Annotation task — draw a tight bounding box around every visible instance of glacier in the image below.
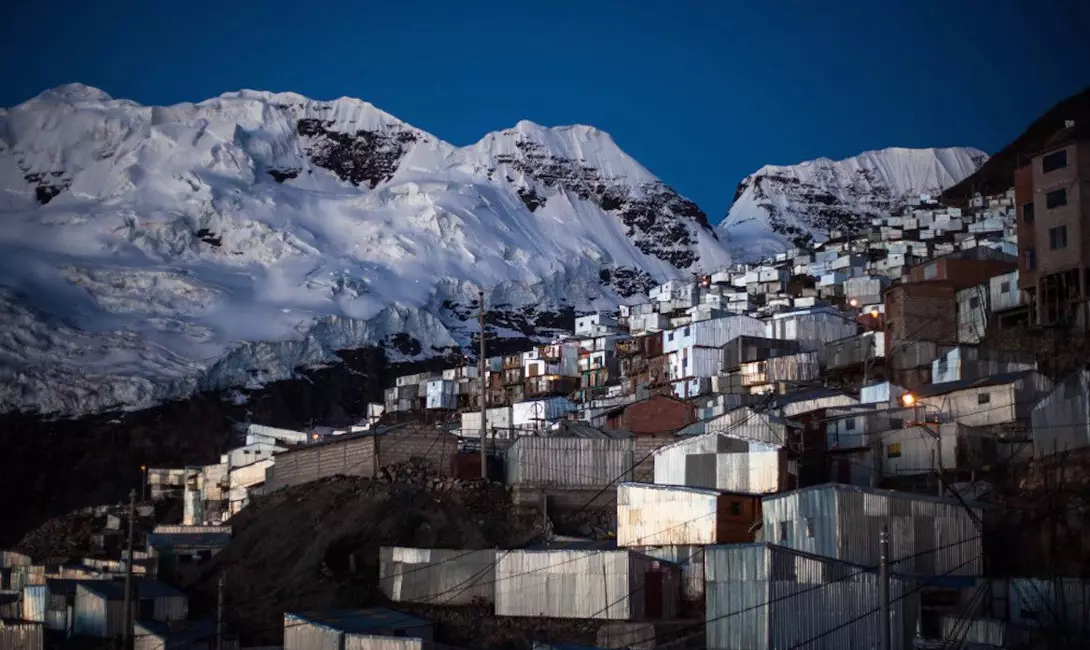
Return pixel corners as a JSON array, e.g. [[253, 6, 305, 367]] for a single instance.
[[717, 146, 989, 261], [0, 84, 731, 416]]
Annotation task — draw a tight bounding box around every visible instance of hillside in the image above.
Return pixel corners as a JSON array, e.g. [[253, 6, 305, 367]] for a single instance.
[[943, 86, 1090, 203]]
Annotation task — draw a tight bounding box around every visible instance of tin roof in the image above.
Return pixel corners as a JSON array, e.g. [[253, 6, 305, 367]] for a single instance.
[[135, 619, 217, 642], [78, 578, 186, 600], [147, 531, 232, 549], [915, 370, 1036, 398], [286, 608, 431, 634], [272, 423, 431, 457], [761, 482, 986, 508], [619, 481, 761, 499]]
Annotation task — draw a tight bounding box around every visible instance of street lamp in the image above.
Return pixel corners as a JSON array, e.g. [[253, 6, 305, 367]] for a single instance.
[[849, 298, 859, 308], [899, 392, 916, 407], [140, 465, 147, 502]]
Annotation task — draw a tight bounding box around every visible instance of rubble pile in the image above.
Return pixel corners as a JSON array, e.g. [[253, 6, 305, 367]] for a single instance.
[[183, 473, 538, 646]]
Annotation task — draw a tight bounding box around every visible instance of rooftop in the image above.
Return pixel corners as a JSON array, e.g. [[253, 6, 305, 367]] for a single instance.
[[78, 578, 186, 600], [285, 608, 431, 634], [915, 370, 1037, 398], [147, 531, 232, 549], [762, 482, 986, 508]]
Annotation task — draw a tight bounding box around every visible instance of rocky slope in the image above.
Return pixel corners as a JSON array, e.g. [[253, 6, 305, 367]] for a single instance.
[[0, 84, 730, 416], [717, 146, 987, 260]]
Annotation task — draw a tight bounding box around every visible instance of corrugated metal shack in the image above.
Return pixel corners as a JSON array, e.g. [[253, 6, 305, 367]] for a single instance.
[[494, 543, 680, 620], [617, 483, 761, 547], [916, 370, 1052, 428], [705, 543, 919, 650], [0, 619, 43, 650], [134, 619, 239, 650], [1006, 577, 1090, 639], [146, 526, 232, 580], [824, 331, 885, 370], [73, 579, 188, 638], [761, 484, 983, 577], [880, 422, 998, 476], [505, 437, 634, 488], [721, 336, 803, 371], [283, 608, 433, 650], [1031, 368, 1090, 457], [378, 547, 494, 605], [652, 431, 790, 494], [631, 545, 706, 603], [267, 424, 460, 491], [735, 351, 820, 390]]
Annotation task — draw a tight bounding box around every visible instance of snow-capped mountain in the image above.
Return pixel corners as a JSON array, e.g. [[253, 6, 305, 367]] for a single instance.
[[717, 147, 988, 261], [0, 84, 730, 416]]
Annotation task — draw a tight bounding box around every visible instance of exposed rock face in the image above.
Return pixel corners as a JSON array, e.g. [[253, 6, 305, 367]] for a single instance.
[[296, 118, 418, 189]]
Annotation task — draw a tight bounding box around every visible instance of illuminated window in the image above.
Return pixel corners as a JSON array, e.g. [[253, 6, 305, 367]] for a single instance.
[[805, 517, 815, 538], [887, 442, 902, 459]]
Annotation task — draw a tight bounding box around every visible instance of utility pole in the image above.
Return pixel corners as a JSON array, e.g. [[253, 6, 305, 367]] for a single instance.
[[121, 489, 136, 650], [878, 522, 891, 650], [216, 573, 225, 650], [478, 290, 488, 479], [140, 464, 147, 502]]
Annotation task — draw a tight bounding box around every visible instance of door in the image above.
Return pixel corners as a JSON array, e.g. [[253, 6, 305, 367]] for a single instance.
[[644, 569, 664, 619]]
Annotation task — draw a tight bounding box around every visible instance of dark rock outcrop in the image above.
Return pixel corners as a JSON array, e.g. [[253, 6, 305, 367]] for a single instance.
[[296, 118, 417, 189]]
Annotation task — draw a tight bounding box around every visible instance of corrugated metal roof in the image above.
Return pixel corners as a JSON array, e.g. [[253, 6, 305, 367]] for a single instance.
[[147, 531, 232, 548], [771, 387, 852, 406], [552, 421, 631, 439], [135, 619, 216, 642], [271, 423, 421, 457], [762, 482, 987, 508], [916, 370, 1036, 397], [78, 578, 186, 600], [287, 608, 430, 633]]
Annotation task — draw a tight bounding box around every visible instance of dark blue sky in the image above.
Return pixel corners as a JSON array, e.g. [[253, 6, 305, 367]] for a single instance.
[[3, 0, 1088, 220]]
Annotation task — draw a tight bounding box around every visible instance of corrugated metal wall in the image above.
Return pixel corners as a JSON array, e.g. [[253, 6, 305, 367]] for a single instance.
[[506, 438, 634, 488], [379, 547, 495, 605], [21, 585, 48, 623], [494, 550, 633, 619], [283, 614, 343, 650], [617, 483, 720, 547], [1008, 577, 1090, 637], [268, 436, 377, 491], [73, 585, 127, 638], [761, 486, 982, 577], [705, 545, 919, 650], [634, 545, 705, 602], [1031, 370, 1090, 457], [343, 635, 425, 650], [0, 620, 43, 650]]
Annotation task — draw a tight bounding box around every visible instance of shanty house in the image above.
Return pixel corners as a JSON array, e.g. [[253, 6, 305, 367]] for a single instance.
[[1031, 368, 1090, 456], [705, 543, 919, 650], [494, 543, 680, 620], [283, 608, 433, 650], [134, 619, 238, 650], [651, 431, 791, 494], [915, 370, 1052, 428], [761, 484, 982, 577], [73, 579, 188, 638], [617, 483, 761, 547]]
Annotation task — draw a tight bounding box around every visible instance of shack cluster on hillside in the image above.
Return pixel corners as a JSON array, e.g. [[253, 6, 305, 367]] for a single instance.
[[5, 131, 1090, 649]]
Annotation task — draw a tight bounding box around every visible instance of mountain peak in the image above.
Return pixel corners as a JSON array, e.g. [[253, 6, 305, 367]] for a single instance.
[[27, 83, 115, 105], [719, 146, 987, 261]]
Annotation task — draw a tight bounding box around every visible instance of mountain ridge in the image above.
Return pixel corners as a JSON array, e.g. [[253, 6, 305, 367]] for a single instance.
[[0, 84, 729, 416], [717, 145, 988, 260]]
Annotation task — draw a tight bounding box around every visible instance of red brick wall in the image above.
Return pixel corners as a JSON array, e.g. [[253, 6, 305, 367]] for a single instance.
[[884, 283, 958, 356], [610, 395, 695, 435], [1015, 165, 1036, 289]]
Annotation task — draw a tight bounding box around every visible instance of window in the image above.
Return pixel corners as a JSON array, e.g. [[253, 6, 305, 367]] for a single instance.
[[844, 418, 856, 431], [1022, 202, 1035, 222], [683, 327, 690, 336], [667, 333, 674, 342], [730, 501, 742, 516], [1042, 149, 1068, 174], [1024, 248, 1036, 271], [1000, 281, 1011, 294], [969, 296, 980, 309], [887, 442, 903, 458], [778, 522, 789, 542], [805, 517, 815, 538], [1046, 189, 1068, 210], [1050, 226, 1067, 250], [978, 393, 991, 405], [923, 263, 938, 280]]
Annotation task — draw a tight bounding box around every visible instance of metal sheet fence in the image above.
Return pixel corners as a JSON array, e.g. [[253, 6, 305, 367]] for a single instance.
[[379, 548, 495, 605], [506, 438, 634, 488], [495, 550, 633, 619]]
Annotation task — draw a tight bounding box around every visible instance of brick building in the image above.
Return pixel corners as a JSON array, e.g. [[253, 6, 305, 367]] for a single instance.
[[1015, 120, 1090, 326], [884, 248, 1017, 357], [605, 395, 696, 435]]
